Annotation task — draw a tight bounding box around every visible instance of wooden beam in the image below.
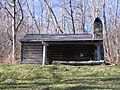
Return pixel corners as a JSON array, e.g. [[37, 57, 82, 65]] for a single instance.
[[42, 41, 49, 65], [46, 41, 102, 45], [97, 45, 101, 61], [42, 44, 47, 65]]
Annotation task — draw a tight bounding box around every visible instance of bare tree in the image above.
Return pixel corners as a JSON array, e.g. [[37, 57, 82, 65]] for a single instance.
[[26, 0, 41, 34], [103, 0, 120, 65], [0, 0, 23, 62], [44, 0, 63, 33], [103, 0, 111, 64], [69, 0, 75, 34]]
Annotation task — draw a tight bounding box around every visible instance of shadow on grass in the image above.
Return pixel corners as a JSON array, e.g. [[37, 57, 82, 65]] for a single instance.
[[1, 77, 120, 90], [101, 77, 120, 81], [64, 85, 115, 90], [0, 82, 51, 89], [61, 78, 98, 84], [59, 77, 120, 90]]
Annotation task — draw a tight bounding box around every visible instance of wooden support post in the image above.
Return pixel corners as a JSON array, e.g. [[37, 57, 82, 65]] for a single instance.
[[42, 41, 48, 65], [97, 45, 101, 61], [42, 45, 47, 65]]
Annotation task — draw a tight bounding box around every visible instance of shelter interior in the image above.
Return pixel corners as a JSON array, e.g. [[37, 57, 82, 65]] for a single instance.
[[47, 42, 103, 64]]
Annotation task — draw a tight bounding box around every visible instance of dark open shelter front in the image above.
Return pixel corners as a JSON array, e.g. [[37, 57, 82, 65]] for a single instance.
[[20, 34, 104, 65], [48, 44, 95, 64]]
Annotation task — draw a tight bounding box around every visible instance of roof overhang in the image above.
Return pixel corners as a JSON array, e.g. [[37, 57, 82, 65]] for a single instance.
[[20, 34, 103, 43]]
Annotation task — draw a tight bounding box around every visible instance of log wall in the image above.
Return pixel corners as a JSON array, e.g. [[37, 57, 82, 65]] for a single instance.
[[21, 43, 43, 64], [21, 42, 103, 64]]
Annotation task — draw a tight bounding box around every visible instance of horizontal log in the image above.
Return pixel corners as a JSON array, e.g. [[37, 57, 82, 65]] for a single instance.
[[22, 52, 42, 54], [23, 43, 42, 45], [59, 60, 104, 65], [23, 46, 43, 49], [23, 48, 43, 51], [21, 59, 43, 64], [22, 56, 43, 59], [23, 51, 43, 54]]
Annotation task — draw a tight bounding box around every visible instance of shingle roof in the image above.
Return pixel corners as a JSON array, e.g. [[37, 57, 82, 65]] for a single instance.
[[20, 34, 103, 42]]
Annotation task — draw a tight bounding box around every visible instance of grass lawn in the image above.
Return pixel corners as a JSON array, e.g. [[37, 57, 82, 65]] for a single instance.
[[0, 64, 120, 90]]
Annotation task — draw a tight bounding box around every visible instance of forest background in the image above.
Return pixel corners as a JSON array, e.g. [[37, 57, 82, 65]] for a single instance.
[[0, 0, 120, 65]]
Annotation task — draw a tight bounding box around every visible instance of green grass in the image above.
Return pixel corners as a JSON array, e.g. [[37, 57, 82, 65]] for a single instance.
[[0, 64, 120, 90]]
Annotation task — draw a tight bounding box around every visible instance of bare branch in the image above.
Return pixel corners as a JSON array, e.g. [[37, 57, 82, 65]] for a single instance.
[[0, 2, 13, 18], [26, 0, 41, 33], [16, 1, 26, 14], [16, 0, 24, 31], [44, 0, 63, 33], [6, 0, 13, 7]]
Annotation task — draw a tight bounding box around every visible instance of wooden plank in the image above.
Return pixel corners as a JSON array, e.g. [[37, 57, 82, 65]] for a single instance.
[[23, 51, 43, 54], [47, 41, 102, 45], [23, 58, 42, 60], [21, 59, 43, 64], [23, 48, 42, 51], [23, 46, 43, 49], [23, 43, 42, 45], [22, 55, 43, 59], [59, 60, 104, 65]]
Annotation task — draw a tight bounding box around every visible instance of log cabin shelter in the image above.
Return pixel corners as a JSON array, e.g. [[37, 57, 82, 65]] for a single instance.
[[20, 17, 104, 65], [20, 34, 104, 65]]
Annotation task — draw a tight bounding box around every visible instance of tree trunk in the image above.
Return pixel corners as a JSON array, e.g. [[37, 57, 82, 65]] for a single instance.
[[103, 1, 111, 64], [69, 0, 75, 34], [12, 0, 16, 61]]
